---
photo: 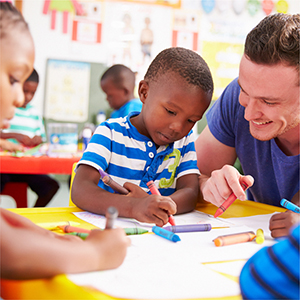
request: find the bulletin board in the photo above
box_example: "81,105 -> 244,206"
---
44,59 -> 108,133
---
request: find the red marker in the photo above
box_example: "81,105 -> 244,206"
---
146,180 -> 176,226
214,182 -> 249,218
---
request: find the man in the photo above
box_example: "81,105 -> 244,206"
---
195,13 -> 300,238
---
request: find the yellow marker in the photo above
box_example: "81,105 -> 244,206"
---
37,221 -> 81,230
256,228 -> 265,244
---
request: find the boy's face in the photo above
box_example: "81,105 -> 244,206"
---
100,77 -> 127,110
0,30 -> 34,129
136,74 -> 211,146
22,80 -> 38,108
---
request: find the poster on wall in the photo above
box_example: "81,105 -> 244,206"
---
44,59 -> 90,122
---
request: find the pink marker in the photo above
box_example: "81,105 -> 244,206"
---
147,180 -> 176,226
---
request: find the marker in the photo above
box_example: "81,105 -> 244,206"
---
37,221 -> 81,230
99,169 -> 129,195
152,226 -> 181,243
66,232 -> 89,240
214,182 -> 249,218
123,228 -> 148,235
105,206 -> 118,229
213,231 -> 255,247
280,198 -> 300,214
256,228 -> 264,244
66,228 -> 148,238
58,225 -> 91,233
147,180 -> 176,226
164,224 -> 212,233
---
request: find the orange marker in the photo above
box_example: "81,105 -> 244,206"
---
214,182 -> 249,218
146,180 -> 176,226
58,225 -> 91,234
213,231 -> 256,247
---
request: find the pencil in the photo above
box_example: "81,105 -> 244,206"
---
99,169 -> 129,195
214,182 -> 248,218
147,180 -> 176,226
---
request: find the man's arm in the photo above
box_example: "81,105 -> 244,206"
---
195,126 -> 254,207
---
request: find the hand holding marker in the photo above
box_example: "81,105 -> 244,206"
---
147,180 -> 176,226
99,169 -> 129,195
105,206 -> 119,229
214,182 -> 249,218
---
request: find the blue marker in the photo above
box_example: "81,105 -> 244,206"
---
152,226 -> 181,243
280,199 -> 300,214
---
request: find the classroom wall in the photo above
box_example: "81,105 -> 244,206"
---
21,0 -> 299,130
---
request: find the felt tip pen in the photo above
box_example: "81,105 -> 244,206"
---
99,169 -> 129,195
164,224 -> 212,233
147,180 -> 176,226
213,231 -> 256,247
105,206 -> 118,229
152,226 -> 181,242
255,228 -> 264,244
280,199 -> 300,214
214,182 -> 249,218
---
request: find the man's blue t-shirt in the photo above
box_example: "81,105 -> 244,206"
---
110,98 -> 142,119
206,78 -> 299,206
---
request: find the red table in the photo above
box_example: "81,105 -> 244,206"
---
0,155 -> 81,175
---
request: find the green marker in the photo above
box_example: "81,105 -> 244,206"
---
123,228 -> 148,235
66,228 -> 148,240
66,232 -> 89,240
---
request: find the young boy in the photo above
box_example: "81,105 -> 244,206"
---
0,1 -> 129,280
0,69 -> 59,207
72,47 -> 214,226
100,64 -> 142,118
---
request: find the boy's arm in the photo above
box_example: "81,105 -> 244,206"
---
0,131 -> 32,147
0,208 -> 129,279
170,174 -> 199,214
72,165 -> 176,226
0,139 -> 24,152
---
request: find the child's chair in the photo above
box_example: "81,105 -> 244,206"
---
1,182 -> 28,208
69,163 -> 77,207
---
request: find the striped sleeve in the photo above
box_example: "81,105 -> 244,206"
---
239,224 -> 300,299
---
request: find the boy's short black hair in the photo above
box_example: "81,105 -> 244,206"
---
101,64 -> 135,90
144,47 -> 213,96
26,69 -> 39,83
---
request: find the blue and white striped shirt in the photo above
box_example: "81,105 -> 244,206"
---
78,112 -> 200,195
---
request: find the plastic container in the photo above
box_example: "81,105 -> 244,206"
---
47,123 -> 78,157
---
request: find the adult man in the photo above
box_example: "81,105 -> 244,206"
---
195,13 -> 300,238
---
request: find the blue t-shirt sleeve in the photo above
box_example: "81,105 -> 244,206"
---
206,78 -> 241,148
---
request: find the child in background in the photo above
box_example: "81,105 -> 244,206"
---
0,1 -> 129,280
240,223 -> 300,299
72,47 -> 214,226
0,69 -> 59,207
100,64 -> 142,118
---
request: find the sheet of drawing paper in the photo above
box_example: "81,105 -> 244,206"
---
72,210 -> 232,230
220,213 -> 277,239
68,234 -> 241,299
68,225 -> 276,299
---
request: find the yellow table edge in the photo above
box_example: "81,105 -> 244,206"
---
1,200 -> 286,300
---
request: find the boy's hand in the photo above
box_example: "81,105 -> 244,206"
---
132,194 -> 177,226
86,228 -> 130,270
269,211 -> 300,238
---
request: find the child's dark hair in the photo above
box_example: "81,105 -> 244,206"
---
0,1 -> 29,39
144,47 -> 214,96
101,64 -> 135,89
26,69 -> 39,83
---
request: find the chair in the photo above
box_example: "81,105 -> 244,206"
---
1,182 -> 28,208
69,162 -> 77,206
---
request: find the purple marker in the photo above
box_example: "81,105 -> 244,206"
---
164,224 -> 212,233
98,169 -> 129,195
